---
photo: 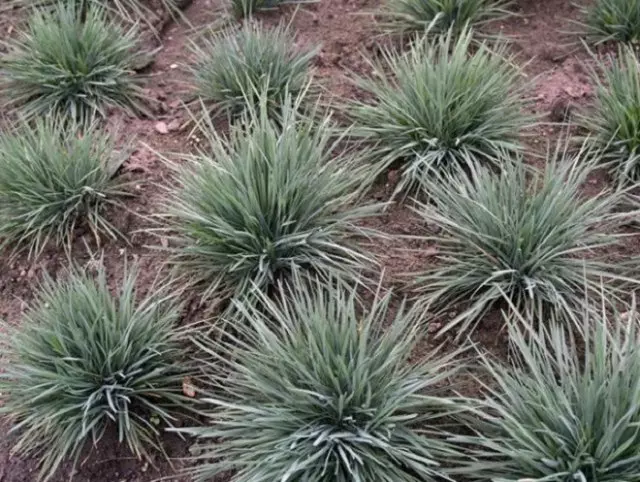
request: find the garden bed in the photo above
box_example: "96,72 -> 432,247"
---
0,0 -> 633,480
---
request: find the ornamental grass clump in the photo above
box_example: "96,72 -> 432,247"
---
349,28 -> 529,195
411,144 -> 632,338
578,0 -> 640,44
181,277 -> 467,482
378,0 -> 513,38
456,301 -> 640,481
0,266 -> 190,481
190,22 -> 316,121
577,45 -> 640,186
6,0 -> 180,31
0,118 -> 129,258
163,94 -> 380,301
0,3 -> 147,125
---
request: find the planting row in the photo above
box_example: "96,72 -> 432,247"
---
0,4 -> 639,308
2,262 -> 639,481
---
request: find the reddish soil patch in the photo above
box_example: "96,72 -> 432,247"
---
0,0 -> 624,480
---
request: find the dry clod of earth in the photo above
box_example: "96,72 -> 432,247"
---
549,96 -> 574,122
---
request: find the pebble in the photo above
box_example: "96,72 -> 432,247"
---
155,121 -> 169,134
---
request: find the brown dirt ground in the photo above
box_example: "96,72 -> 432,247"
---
0,0 -> 631,480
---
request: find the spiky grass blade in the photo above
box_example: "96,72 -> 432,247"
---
180,276 -> 468,482
378,0 -> 513,38
0,265 -> 191,482
189,22 -> 316,121
0,3 -> 148,125
578,0 -> 640,44
456,299 -> 640,481
0,118 -> 130,258
411,143 -> 633,338
577,45 -> 640,186
348,28 -> 530,196
161,94 -> 381,302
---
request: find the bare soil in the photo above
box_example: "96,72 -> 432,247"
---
0,0 -> 627,480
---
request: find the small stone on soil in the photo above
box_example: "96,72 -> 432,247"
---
155,121 -> 169,134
